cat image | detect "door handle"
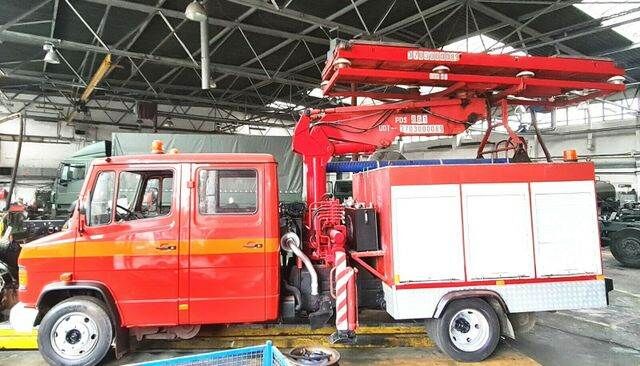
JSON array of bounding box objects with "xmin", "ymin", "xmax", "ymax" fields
[
  {"xmin": 156, "ymin": 244, "xmax": 177, "ymax": 251},
  {"xmin": 243, "ymin": 242, "xmax": 263, "ymax": 249}
]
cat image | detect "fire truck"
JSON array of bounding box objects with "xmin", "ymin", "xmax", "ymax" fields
[{"xmin": 10, "ymin": 40, "xmax": 624, "ymax": 365}]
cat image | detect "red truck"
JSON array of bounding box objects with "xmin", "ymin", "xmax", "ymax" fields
[{"xmin": 11, "ymin": 40, "xmax": 624, "ymax": 365}]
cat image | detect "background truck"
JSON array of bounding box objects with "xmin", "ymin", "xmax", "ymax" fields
[
  {"xmin": 51, "ymin": 134, "xmax": 303, "ymax": 219},
  {"xmin": 11, "ymin": 40, "xmax": 623, "ymax": 365}
]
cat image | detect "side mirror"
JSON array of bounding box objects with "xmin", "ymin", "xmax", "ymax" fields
[{"xmin": 77, "ymin": 199, "xmax": 88, "ymax": 234}]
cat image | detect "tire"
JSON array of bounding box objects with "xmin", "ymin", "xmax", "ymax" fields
[
  {"xmin": 428, "ymin": 298, "xmax": 500, "ymax": 362},
  {"xmin": 610, "ymin": 229, "xmax": 640, "ymax": 268},
  {"xmin": 38, "ymin": 296, "xmax": 113, "ymax": 366}
]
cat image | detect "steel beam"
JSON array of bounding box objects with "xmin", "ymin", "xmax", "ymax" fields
[
  {"xmin": 6, "ymin": 94, "xmax": 293, "ymax": 129},
  {"xmin": 373, "ymin": 0, "xmax": 459, "ymax": 37},
  {"xmin": 225, "ymin": 0, "xmax": 366, "ymax": 36},
  {"xmin": 469, "ymin": 0, "xmax": 584, "ymax": 55},
  {"xmin": 1, "ymin": 70, "xmax": 296, "ymax": 117},
  {"xmin": 0, "ymin": 30, "xmax": 317, "ymax": 89},
  {"xmin": 0, "ymin": 0, "xmax": 52, "ymax": 32},
  {"xmin": 80, "ymin": 0, "xmax": 328, "ymax": 45}
]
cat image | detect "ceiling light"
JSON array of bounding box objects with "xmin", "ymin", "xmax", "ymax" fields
[
  {"xmin": 162, "ymin": 118, "xmax": 174, "ymax": 128},
  {"xmin": 185, "ymin": 1, "xmax": 207, "ymax": 22},
  {"xmin": 43, "ymin": 43, "xmax": 60, "ymax": 65}
]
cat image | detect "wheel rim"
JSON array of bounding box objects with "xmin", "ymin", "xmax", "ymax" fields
[
  {"xmin": 50, "ymin": 312, "xmax": 100, "ymax": 360},
  {"xmin": 448, "ymin": 308, "xmax": 490, "ymax": 352}
]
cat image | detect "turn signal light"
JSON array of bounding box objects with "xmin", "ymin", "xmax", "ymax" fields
[
  {"xmin": 151, "ymin": 140, "xmax": 165, "ymax": 154},
  {"xmin": 563, "ymin": 149, "xmax": 578, "ymax": 162},
  {"xmin": 59, "ymin": 272, "xmax": 73, "ymax": 282},
  {"xmin": 18, "ymin": 265, "xmax": 27, "ymax": 290}
]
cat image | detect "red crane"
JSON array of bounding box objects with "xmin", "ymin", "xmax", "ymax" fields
[{"xmin": 292, "ymin": 39, "xmax": 625, "ymax": 340}]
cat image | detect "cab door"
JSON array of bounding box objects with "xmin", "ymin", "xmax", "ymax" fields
[
  {"xmin": 188, "ymin": 163, "xmax": 267, "ymax": 324},
  {"xmin": 75, "ymin": 164, "xmax": 180, "ymax": 326}
]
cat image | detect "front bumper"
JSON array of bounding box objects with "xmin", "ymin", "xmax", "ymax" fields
[{"xmin": 9, "ymin": 302, "xmax": 38, "ymax": 332}]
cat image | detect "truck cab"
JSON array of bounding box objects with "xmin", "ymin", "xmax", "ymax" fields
[
  {"xmin": 52, "ymin": 141, "xmax": 111, "ymax": 218},
  {"xmin": 13, "ymin": 152, "xmax": 280, "ymax": 365}
]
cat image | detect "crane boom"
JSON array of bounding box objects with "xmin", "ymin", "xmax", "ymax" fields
[
  {"xmin": 291, "ymin": 40, "xmax": 625, "ymax": 341},
  {"xmin": 293, "ymin": 39, "xmax": 624, "ymax": 261}
]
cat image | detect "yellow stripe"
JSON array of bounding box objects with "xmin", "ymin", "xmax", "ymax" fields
[
  {"xmin": 21, "ymin": 238, "xmax": 279, "ymax": 259},
  {"xmin": 0, "ymin": 328, "xmax": 38, "ymax": 350},
  {"xmin": 20, "ymin": 241, "xmax": 74, "ymax": 259}
]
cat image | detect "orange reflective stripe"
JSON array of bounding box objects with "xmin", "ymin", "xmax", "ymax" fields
[
  {"xmin": 20, "ymin": 238, "xmax": 279, "ymax": 259},
  {"xmin": 20, "ymin": 242, "xmax": 74, "ymax": 259},
  {"xmin": 190, "ymin": 238, "xmax": 279, "ymax": 255}
]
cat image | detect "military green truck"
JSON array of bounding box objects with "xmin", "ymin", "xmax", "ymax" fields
[{"xmin": 51, "ymin": 141, "xmax": 112, "ymax": 218}]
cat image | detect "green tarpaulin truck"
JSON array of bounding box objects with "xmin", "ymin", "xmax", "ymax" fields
[{"xmin": 51, "ymin": 133, "xmax": 303, "ymax": 219}]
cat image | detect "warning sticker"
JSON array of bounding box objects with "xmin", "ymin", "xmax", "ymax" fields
[{"xmin": 400, "ymin": 124, "xmax": 444, "ymax": 134}]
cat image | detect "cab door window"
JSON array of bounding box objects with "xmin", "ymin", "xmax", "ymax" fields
[
  {"xmin": 116, "ymin": 170, "xmax": 173, "ymax": 221},
  {"xmin": 198, "ymin": 169, "xmax": 257, "ymax": 214},
  {"xmin": 88, "ymin": 171, "xmax": 115, "ymax": 226}
]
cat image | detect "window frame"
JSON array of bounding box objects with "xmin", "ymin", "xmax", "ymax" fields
[
  {"xmin": 197, "ymin": 168, "xmax": 259, "ymax": 216},
  {"xmin": 114, "ymin": 168, "xmax": 176, "ymax": 224},
  {"xmin": 87, "ymin": 170, "xmax": 116, "ymax": 227}
]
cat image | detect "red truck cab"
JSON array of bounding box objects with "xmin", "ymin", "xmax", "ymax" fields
[{"xmin": 13, "ymin": 153, "xmax": 280, "ymax": 365}]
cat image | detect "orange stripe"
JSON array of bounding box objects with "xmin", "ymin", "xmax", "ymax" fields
[
  {"xmin": 20, "ymin": 241, "xmax": 74, "ymax": 259},
  {"xmin": 190, "ymin": 238, "xmax": 279, "ymax": 255},
  {"xmin": 21, "ymin": 238, "xmax": 279, "ymax": 259}
]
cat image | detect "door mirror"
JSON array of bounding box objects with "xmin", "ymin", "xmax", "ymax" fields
[
  {"xmin": 59, "ymin": 164, "xmax": 70, "ymax": 184},
  {"xmin": 77, "ymin": 199, "xmax": 86, "ymax": 215},
  {"xmin": 77, "ymin": 198, "xmax": 88, "ymax": 234}
]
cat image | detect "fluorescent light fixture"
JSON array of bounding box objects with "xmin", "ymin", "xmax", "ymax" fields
[{"xmin": 162, "ymin": 118, "xmax": 174, "ymax": 128}]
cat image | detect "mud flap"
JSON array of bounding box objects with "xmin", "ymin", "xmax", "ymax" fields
[{"xmin": 114, "ymin": 326, "xmax": 130, "ymax": 359}]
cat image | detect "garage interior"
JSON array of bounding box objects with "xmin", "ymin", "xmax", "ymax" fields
[{"xmin": 0, "ymin": 0, "xmax": 639, "ymax": 365}]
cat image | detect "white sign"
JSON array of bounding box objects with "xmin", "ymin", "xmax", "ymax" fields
[
  {"xmin": 395, "ymin": 114, "xmax": 429, "ymax": 124},
  {"xmin": 407, "ymin": 50, "xmax": 460, "ymax": 62},
  {"xmin": 400, "ymin": 124, "xmax": 444, "ymax": 134}
]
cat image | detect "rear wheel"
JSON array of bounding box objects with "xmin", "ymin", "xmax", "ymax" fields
[
  {"xmin": 38, "ymin": 296, "xmax": 113, "ymax": 366},
  {"xmin": 610, "ymin": 229, "xmax": 640, "ymax": 268},
  {"xmin": 428, "ymin": 298, "xmax": 500, "ymax": 362}
]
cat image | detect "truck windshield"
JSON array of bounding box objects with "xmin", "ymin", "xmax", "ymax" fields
[{"xmin": 59, "ymin": 163, "xmax": 86, "ymax": 182}]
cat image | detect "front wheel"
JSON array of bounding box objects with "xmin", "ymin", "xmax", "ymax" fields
[
  {"xmin": 38, "ymin": 296, "xmax": 113, "ymax": 366},
  {"xmin": 428, "ymin": 298, "xmax": 500, "ymax": 362}
]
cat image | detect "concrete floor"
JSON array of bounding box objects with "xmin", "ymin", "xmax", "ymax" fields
[{"xmin": 1, "ymin": 248, "xmax": 639, "ymax": 365}]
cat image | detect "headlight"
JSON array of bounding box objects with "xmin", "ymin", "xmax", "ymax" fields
[{"xmin": 18, "ymin": 265, "xmax": 27, "ymax": 290}]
